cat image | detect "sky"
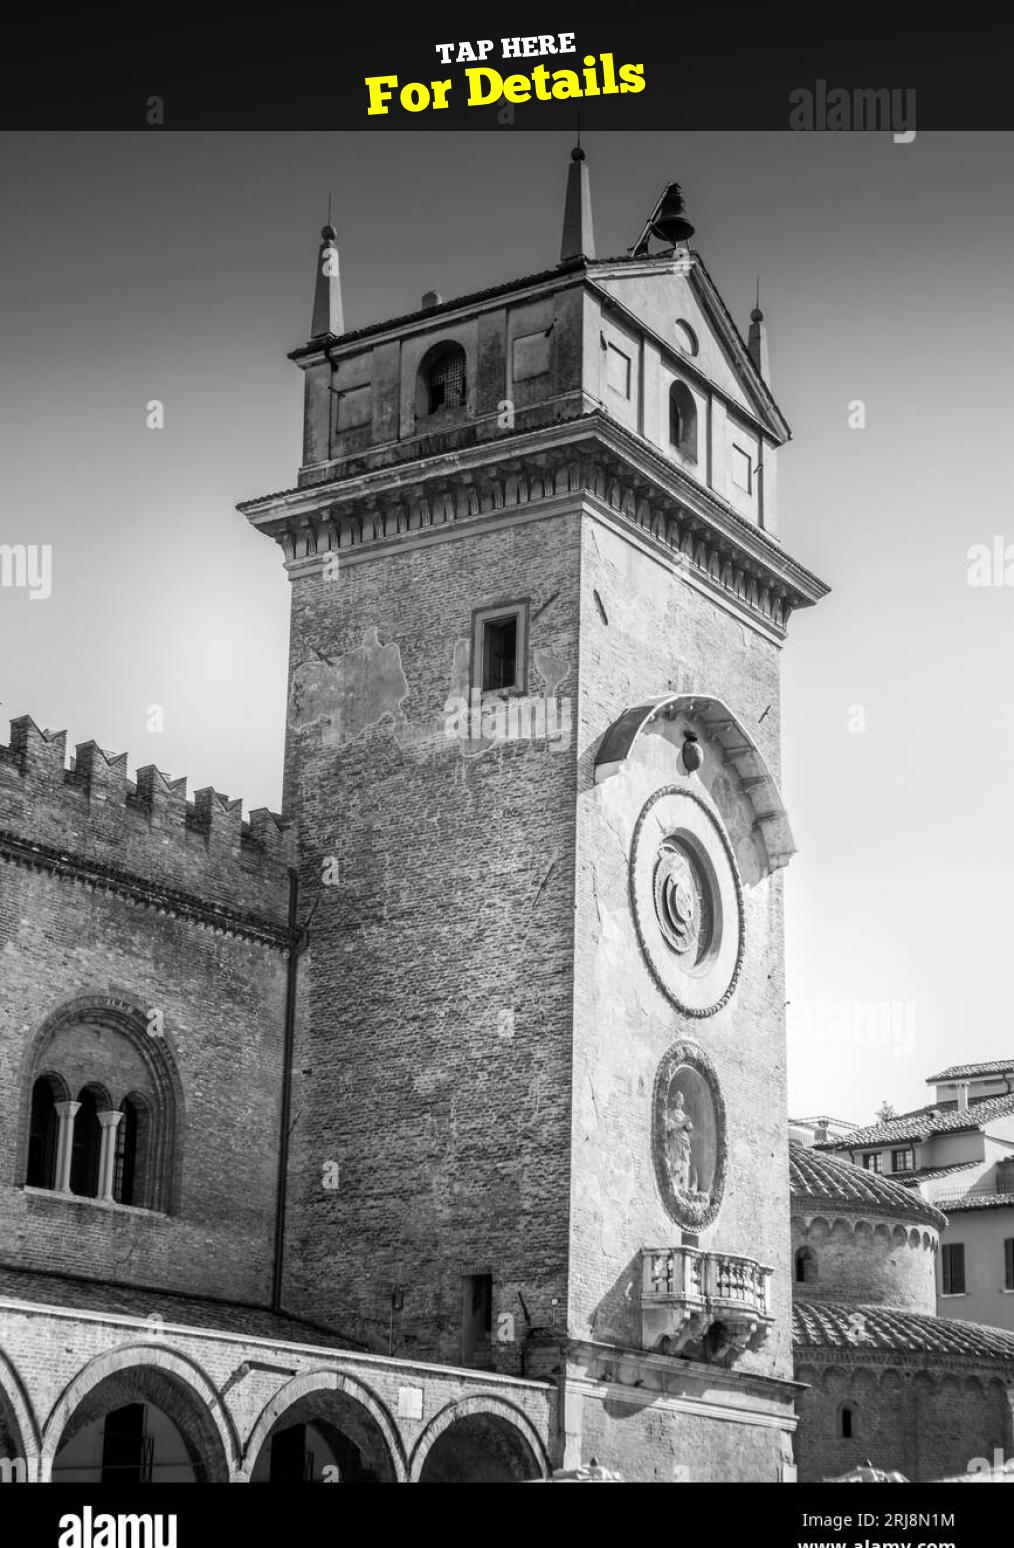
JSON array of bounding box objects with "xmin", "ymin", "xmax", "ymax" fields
[{"xmin": 1, "ymin": 129, "xmax": 1012, "ymax": 1126}]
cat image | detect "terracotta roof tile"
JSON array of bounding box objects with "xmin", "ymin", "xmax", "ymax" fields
[
  {"xmin": 793, "ymin": 1302, "xmax": 1014, "ymax": 1361},
  {"xmin": 815, "ymin": 1092, "xmax": 1014, "ymax": 1149},
  {"xmin": 789, "ymin": 1143, "xmax": 945, "ymax": 1229},
  {"xmin": 926, "ymin": 1059, "xmax": 1014, "ymax": 1083}
]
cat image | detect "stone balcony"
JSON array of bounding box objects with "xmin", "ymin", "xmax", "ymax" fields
[{"xmin": 641, "ymin": 1246, "xmax": 774, "ymax": 1366}]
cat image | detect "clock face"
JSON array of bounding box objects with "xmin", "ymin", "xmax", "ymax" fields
[{"xmin": 630, "ymin": 784, "xmax": 744, "ymax": 1017}]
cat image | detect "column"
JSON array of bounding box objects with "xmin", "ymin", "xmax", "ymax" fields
[
  {"xmin": 53, "ymin": 1100, "xmax": 80, "ymax": 1192},
  {"xmin": 98, "ymin": 1109, "xmax": 124, "ymax": 1202}
]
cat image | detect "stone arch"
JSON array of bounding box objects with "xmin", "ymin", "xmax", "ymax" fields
[
  {"xmin": 892, "ymin": 1224, "xmax": 908, "ymax": 1245},
  {"xmin": 808, "ymin": 1216, "xmax": 830, "ymax": 1242},
  {"xmin": 909, "ymin": 1228, "xmax": 921, "ymax": 1248},
  {"xmin": 854, "ymin": 1219, "xmax": 874, "ymax": 1246},
  {"xmin": 40, "ymin": 1344, "xmax": 236, "ymax": 1483},
  {"xmin": 0, "ymin": 1346, "xmax": 42, "ymax": 1481},
  {"xmin": 18, "ymin": 991, "xmax": 184, "ymax": 1212},
  {"xmin": 410, "ymin": 1395, "xmax": 548, "ymax": 1483},
  {"xmin": 830, "ymin": 1218, "xmax": 852, "ymax": 1244},
  {"xmin": 874, "ymin": 1222, "xmax": 891, "ymax": 1241},
  {"xmin": 242, "ymin": 1370, "xmax": 405, "ymax": 1484}
]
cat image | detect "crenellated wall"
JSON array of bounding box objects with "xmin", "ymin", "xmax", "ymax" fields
[{"xmin": 0, "ymin": 715, "xmax": 296, "ymax": 1307}]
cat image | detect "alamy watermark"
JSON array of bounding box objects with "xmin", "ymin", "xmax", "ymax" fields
[
  {"xmin": 443, "ymin": 689, "xmax": 572, "ymax": 752},
  {"xmin": 787, "ymin": 997, "xmax": 917, "ymax": 1056},
  {"xmin": 789, "ymin": 81, "xmax": 916, "ymax": 143},
  {"xmin": 0, "ymin": 543, "xmax": 52, "ymax": 601}
]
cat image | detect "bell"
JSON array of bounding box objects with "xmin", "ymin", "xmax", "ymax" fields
[{"xmin": 651, "ymin": 183, "xmax": 695, "ymax": 246}]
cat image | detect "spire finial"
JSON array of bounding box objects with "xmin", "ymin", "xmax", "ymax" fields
[
  {"xmin": 560, "ymin": 142, "xmax": 595, "ymax": 262},
  {"xmin": 748, "ymin": 284, "xmax": 770, "ymax": 382},
  {"xmin": 311, "ymin": 212, "xmax": 343, "ymax": 338}
]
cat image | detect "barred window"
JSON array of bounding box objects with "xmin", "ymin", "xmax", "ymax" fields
[
  {"xmin": 424, "ymin": 343, "xmax": 466, "ymax": 414},
  {"xmin": 1004, "ymin": 1237, "xmax": 1014, "ymax": 1292}
]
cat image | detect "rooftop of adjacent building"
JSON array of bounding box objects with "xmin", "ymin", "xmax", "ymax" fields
[
  {"xmin": 926, "ymin": 1058, "xmax": 1014, "ymax": 1083},
  {"xmin": 813, "ymin": 1090, "xmax": 1014, "ymax": 1150}
]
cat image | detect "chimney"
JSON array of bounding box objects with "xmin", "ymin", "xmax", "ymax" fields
[{"xmin": 955, "ymin": 1082, "xmax": 969, "ymax": 1113}]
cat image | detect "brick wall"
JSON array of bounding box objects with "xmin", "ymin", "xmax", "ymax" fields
[
  {"xmin": 281, "ymin": 507, "xmax": 583, "ymax": 1367},
  {"xmin": 795, "ymin": 1359, "xmax": 1014, "ymax": 1481},
  {"xmin": 792, "ymin": 1212, "xmax": 938, "ymax": 1314}
]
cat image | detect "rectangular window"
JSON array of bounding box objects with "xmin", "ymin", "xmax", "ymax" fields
[
  {"xmin": 891, "ymin": 1148, "xmax": 915, "ymax": 1173},
  {"xmin": 731, "ymin": 444, "xmax": 753, "ymax": 493},
  {"xmin": 471, "ymin": 601, "xmax": 529, "ymax": 697},
  {"xmin": 863, "ymin": 1152, "xmax": 884, "ymax": 1173},
  {"xmin": 461, "ymin": 1273, "xmax": 493, "ymax": 1368},
  {"xmin": 483, "ymin": 617, "xmax": 517, "ymax": 692},
  {"xmin": 1005, "ymin": 1238, "xmax": 1014, "ymax": 1291},
  {"xmin": 942, "ymin": 1242, "xmax": 966, "ymax": 1296}
]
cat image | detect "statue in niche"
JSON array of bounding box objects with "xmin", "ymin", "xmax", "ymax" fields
[{"xmin": 664, "ymin": 1087, "xmax": 709, "ymax": 1204}]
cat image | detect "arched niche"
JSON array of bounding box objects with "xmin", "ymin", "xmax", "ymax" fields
[
  {"xmin": 595, "ymin": 693, "xmax": 794, "ymax": 885},
  {"xmin": 651, "ymin": 1038, "xmax": 727, "ymax": 1229}
]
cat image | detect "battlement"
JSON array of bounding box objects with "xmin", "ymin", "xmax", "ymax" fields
[{"xmin": 0, "ymin": 716, "xmax": 294, "ymax": 928}]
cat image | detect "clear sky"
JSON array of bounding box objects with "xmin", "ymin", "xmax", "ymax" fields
[{"xmin": 2, "ymin": 130, "xmax": 1011, "ymax": 1125}]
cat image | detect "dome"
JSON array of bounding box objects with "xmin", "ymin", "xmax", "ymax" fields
[{"xmin": 789, "ymin": 1142, "xmax": 945, "ymax": 1231}]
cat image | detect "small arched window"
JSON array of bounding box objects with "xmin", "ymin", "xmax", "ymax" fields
[
  {"xmin": 70, "ymin": 1086, "xmax": 103, "ymax": 1198},
  {"xmin": 669, "ymin": 381, "xmax": 697, "ymax": 461},
  {"xmin": 795, "ymin": 1246, "xmax": 817, "ymax": 1285},
  {"xmin": 114, "ymin": 1094, "xmax": 151, "ymax": 1208},
  {"xmin": 421, "ymin": 342, "xmax": 467, "ymax": 416},
  {"xmin": 840, "ymin": 1405, "xmax": 854, "ymax": 1439},
  {"xmin": 26, "ymin": 1076, "xmax": 59, "ymax": 1189}
]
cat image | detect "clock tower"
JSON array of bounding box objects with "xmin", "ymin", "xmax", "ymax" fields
[{"xmin": 240, "ymin": 151, "xmax": 827, "ymax": 1481}]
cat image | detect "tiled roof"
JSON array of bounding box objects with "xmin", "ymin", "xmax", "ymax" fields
[
  {"xmin": 788, "ymin": 1143, "xmax": 945, "ymax": 1229},
  {"xmin": 935, "ymin": 1192, "xmax": 1014, "ymax": 1213},
  {"xmin": 897, "ymin": 1161, "xmax": 979, "ymax": 1185},
  {"xmin": 927, "ymin": 1059, "xmax": 1014, "ymax": 1083},
  {"xmin": 0, "ymin": 1265, "xmax": 365, "ymax": 1351},
  {"xmin": 814, "ymin": 1091, "xmax": 1014, "ymax": 1148},
  {"xmin": 793, "ymin": 1302, "xmax": 1014, "ymax": 1361}
]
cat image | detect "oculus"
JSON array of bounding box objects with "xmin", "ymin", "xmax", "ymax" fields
[{"xmin": 630, "ymin": 785, "xmax": 744, "ymax": 1016}]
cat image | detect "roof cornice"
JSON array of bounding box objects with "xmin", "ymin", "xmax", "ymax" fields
[{"xmin": 240, "ymin": 411, "xmax": 828, "ymax": 629}]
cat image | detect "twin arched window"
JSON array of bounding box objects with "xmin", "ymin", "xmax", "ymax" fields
[
  {"xmin": 418, "ymin": 342, "xmax": 467, "ymax": 418},
  {"xmin": 669, "ymin": 381, "xmax": 698, "ymax": 461},
  {"xmin": 27, "ymin": 1073, "xmax": 156, "ymax": 1209}
]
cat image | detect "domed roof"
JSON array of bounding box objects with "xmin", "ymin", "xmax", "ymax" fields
[
  {"xmin": 789, "ymin": 1142, "xmax": 945, "ymax": 1230},
  {"xmin": 794, "ymin": 1302, "xmax": 1014, "ymax": 1362}
]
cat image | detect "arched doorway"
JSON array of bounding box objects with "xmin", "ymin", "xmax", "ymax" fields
[
  {"xmin": 43, "ymin": 1354, "xmax": 232, "ymax": 1483},
  {"xmin": 245, "ymin": 1374, "xmax": 403, "ymax": 1483}
]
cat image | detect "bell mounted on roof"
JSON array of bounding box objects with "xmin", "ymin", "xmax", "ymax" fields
[{"xmin": 631, "ymin": 181, "xmax": 696, "ymax": 257}]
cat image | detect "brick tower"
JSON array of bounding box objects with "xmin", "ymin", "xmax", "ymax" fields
[{"xmin": 241, "ymin": 155, "xmax": 827, "ymax": 1481}]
